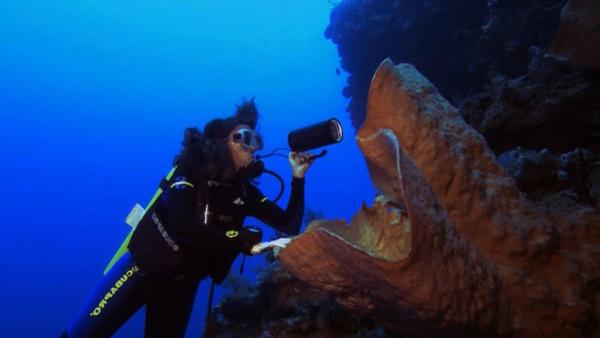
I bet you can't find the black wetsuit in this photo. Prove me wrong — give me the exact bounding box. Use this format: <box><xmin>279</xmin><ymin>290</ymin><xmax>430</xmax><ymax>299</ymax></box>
<box><xmin>64</xmin><ymin>165</ymin><xmax>304</xmax><ymax>338</ymax></box>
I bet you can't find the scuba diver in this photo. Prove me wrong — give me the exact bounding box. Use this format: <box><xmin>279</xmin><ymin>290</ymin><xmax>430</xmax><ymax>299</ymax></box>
<box><xmin>62</xmin><ymin>98</ymin><xmax>315</xmax><ymax>337</ymax></box>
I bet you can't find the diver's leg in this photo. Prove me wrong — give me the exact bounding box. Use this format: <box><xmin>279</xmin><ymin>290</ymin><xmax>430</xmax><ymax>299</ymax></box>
<box><xmin>64</xmin><ymin>252</ymin><xmax>147</xmax><ymax>338</ymax></box>
<box><xmin>144</xmin><ymin>273</ymin><xmax>203</xmax><ymax>338</ymax></box>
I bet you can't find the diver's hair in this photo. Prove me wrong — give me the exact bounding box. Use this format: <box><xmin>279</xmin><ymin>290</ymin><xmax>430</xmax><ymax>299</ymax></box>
<box><xmin>234</xmin><ymin>97</ymin><xmax>259</xmax><ymax>128</ymax></box>
<box><xmin>172</xmin><ymin>127</ymin><xmax>236</xmax><ymax>180</ymax></box>
<box><xmin>174</xmin><ymin>97</ymin><xmax>260</xmax><ymax>181</ymax></box>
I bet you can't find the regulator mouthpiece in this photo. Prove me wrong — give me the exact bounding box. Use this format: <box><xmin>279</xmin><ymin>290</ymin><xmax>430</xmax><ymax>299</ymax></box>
<box><xmin>239</xmin><ymin>159</ymin><xmax>265</xmax><ymax>181</ymax></box>
<box><xmin>287</xmin><ymin>118</ymin><xmax>343</xmax><ymax>152</ymax></box>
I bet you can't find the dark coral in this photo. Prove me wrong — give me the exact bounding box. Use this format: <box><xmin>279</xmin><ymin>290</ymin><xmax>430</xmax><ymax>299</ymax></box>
<box><xmin>325</xmin><ymin>0</ymin><xmax>567</xmax><ymax>130</ymax></box>
<box><xmin>497</xmin><ymin>146</ymin><xmax>600</xmax><ymax>211</ymax></box>
<box><xmin>215</xmin><ymin>60</ymin><xmax>599</xmax><ymax>337</ymax></box>
<box><xmin>213</xmin><ymin>262</ymin><xmax>403</xmax><ymax>338</ymax></box>
<box><xmin>213</xmin><ymin>2</ymin><xmax>600</xmax><ymax>336</ymax></box>
<box><xmin>459</xmin><ymin>55</ymin><xmax>600</xmax><ymax>155</ymax></box>
<box><xmin>549</xmin><ymin>0</ymin><xmax>600</xmax><ymax>72</ymax></box>
<box><xmin>212</xmin><ymin>208</ymin><xmax>406</xmax><ymax>337</ymax></box>
<box><xmin>279</xmin><ymin>59</ymin><xmax>600</xmax><ymax>338</ymax></box>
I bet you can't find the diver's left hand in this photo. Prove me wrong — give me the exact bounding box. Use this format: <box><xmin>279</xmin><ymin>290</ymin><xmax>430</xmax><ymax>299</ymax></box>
<box><xmin>250</xmin><ymin>238</ymin><xmax>292</xmax><ymax>255</ymax></box>
<box><xmin>289</xmin><ymin>151</ymin><xmax>315</xmax><ymax>178</ymax></box>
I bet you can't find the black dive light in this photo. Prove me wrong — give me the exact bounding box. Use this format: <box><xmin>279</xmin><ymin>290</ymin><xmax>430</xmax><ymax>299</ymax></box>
<box><xmin>288</xmin><ymin>118</ymin><xmax>343</xmax><ymax>152</ymax></box>
<box><xmin>252</xmin><ymin>118</ymin><xmax>343</xmax><ymax>203</ymax></box>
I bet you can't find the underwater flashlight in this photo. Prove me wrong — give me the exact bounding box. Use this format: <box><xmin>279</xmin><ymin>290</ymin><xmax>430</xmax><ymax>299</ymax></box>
<box><xmin>287</xmin><ymin>118</ymin><xmax>343</xmax><ymax>152</ymax></box>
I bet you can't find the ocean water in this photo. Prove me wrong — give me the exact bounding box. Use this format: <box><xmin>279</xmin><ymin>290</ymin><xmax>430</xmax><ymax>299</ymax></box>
<box><xmin>0</xmin><ymin>1</ymin><xmax>375</xmax><ymax>337</ymax></box>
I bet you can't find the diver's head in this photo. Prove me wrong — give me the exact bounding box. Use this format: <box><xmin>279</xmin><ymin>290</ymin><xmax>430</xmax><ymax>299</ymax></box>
<box><xmin>174</xmin><ymin>98</ymin><xmax>262</xmax><ymax>181</ymax></box>
<box><xmin>203</xmin><ymin>97</ymin><xmax>262</xmax><ymax>175</ymax></box>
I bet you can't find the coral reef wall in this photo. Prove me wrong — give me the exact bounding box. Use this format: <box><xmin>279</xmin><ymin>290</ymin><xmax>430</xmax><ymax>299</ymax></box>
<box><xmin>279</xmin><ymin>59</ymin><xmax>600</xmax><ymax>338</ymax></box>
<box><xmin>213</xmin><ymin>262</ymin><xmax>398</xmax><ymax>337</ymax></box>
<box><xmin>549</xmin><ymin>0</ymin><xmax>600</xmax><ymax>71</ymax></box>
<box><xmin>213</xmin><ymin>2</ymin><xmax>600</xmax><ymax>336</ymax></box>
<box><xmin>459</xmin><ymin>56</ymin><xmax>600</xmax><ymax>155</ymax></box>
<box><xmin>325</xmin><ymin>0</ymin><xmax>567</xmax><ymax>129</ymax></box>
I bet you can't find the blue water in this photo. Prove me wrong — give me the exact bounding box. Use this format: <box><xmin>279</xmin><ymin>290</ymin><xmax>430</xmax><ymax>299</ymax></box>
<box><xmin>0</xmin><ymin>1</ymin><xmax>375</xmax><ymax>336</ymax></box>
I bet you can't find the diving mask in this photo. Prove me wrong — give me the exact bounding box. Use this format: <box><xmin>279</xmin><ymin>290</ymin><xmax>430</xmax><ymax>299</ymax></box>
<box><xmin>232</xmin><ymin>128</ymin><xmax>264</xmax><ymax>150</ymax></box>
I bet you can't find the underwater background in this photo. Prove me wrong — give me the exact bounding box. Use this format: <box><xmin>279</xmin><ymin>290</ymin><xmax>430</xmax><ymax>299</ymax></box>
<box><xmin>0</xmin><ymin>1</ymin><xmax>374</xmax><ymax>337</ymax></box>
<box><xmin>2</xmin><ymin>0</ymin><xmax>599</xmax><ymax>337</ymax></box>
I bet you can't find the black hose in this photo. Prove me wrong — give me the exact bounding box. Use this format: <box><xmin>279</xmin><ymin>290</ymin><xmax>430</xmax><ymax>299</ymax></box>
<box><xmin>262</xmin><ymin>169</ymin><xmax>285</xmax><ymax>203</ymax></box>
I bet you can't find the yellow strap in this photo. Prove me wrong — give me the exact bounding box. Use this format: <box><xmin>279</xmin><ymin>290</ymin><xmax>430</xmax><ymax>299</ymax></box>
<box><xmin>103</xmin><ymin>229</ymin><xmax>134</xmax><ymax>275</ymax></box>
<box><xmin>145</xmin><ymin>188</ymin><xmax>163</xmax><ymax>210</ymax></box>
<box><xmin>103</xmin><ymin>166</ymin><xmax>178</xmax><ymax>275</ymax></box>
<box><xmin>165</xmin><ymin>166</ymin><xmax>177</xmax><ymax>180</ymax></box>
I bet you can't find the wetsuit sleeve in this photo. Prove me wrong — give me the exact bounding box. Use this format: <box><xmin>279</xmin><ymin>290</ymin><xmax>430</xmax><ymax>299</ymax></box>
<box><xmin>246</xmin><ymin>177</ymin><xmax>305</xmax><ymax>235</ymax></box>
<box><xmin>167</xmin><ymin>173</ymin><xmax>241</xmax><ymax>250</ymax></box>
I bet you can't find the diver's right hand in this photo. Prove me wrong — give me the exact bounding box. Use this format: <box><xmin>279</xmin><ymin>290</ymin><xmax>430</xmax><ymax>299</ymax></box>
<box><xmin>289</xmin><ymin>152</ymin><xmax>315</xmax><ymax>178</ymax></box>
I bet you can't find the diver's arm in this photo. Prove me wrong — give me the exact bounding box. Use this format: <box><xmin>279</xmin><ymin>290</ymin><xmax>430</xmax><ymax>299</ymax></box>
<box><xmin>167</xmin><ymin>176</ymin><xmax>242</xmax><ymax>250</ymax></box>
<box><xmin>246</xmin><ymin>176</ymin><xmax>305</xmax><ymax>235</ymax></box>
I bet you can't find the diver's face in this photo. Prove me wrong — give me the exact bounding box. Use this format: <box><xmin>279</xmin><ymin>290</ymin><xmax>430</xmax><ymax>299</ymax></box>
<box><xmin>227</xmin><ymin>124</ymin><xmax>258</xmax><ymax>171</ymax></box>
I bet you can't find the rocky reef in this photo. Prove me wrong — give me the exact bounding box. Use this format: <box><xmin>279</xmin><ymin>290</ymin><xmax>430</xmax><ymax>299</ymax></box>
<box><xmin>212</xmin><ymin>261</ymin><xmax>399</xmax><ymax>338</ymax></box>
<box><xmin>459</xmin><ymin>56</ymin><xmax>600</xmax><ymax>155</ymax></box>
<box><xmin>214</xmin><ymin>59</ymin><xmax>598</xmax><ymax>337</ymax></box>
<box><xmin>279</xmin><ymin>60</ymin><xmax>599</xmax><ymax>338</ymax></box>
<box><xmin>213</xmin><ymin>1</ymin><xmax>600</xmax><ymax>337</ymax></box>
<box><xmin>325</xmin><ymin>0</ymin><xmax>569</xmax><ymax>130</ymax></box>
<box><xmin>549</xmin><ymin>0</ymin><xmax>600</xmax><ymax>72</ymax></box>
<box><xmin>212</xmin><ymin>208</ymin><xmax>402</xmax><ymax>337</ymax></box>
<box><xmin>456</xmin><ymin>0</ymin><xmax>600</xmax><ymax>212</ymax></box>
